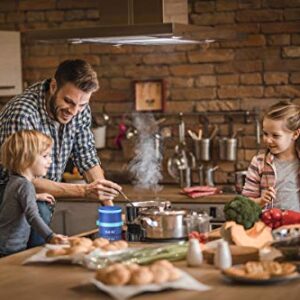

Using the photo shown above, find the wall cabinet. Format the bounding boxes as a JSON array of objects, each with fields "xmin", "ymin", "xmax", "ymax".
[{"xmin": 0, "ymin": 31, "xmax": 22, "ymax": 96}]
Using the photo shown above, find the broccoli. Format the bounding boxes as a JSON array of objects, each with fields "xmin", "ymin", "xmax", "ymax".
[{"xmin": 224, "ymin": 195, "xmax": 262, "ymax": 229}]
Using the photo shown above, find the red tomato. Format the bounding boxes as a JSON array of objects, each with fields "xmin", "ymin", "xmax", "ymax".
[{"xmin": 270, "ymin": 208, "xmax": 282, "ymax": 221}]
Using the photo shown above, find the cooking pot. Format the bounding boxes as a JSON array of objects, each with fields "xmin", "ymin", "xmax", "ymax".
[
  {"xmin": 125, "ymin": 200, "xmax": 171, "ymax": 223},
  {"xmin": 140, "ymin": 209, "xmax": 187, "ymax": 239},
  {"xmin": 218, "ymin": 137, "xmax": 237, "ymax": 161}
]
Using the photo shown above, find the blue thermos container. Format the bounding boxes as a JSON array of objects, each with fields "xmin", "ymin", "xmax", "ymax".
[{"xmin": 97, "ymin": 206, "xmax": 123, "ymax": 241}]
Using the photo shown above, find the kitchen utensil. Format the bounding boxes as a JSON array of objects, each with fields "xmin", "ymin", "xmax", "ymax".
[
  {"xmin": 125, "ymin": 200, "xmax": 171, "ymax": 223},
  {"xmin": 119, "ymin": 190, "xmax": 135, "ymax": 207},
  {"xmin": 234, "ymin": 170, "xmax": 248, "ymax": 194},
  {"xmin": 204, "ymin": 165, "xmax": 219, "ymax": 186},
  {"xmin": 140, "ymin": 209, "xmax": 188, "ymax": 239},
  {"xmin": 218, "ymin": 137, "xmax": 238, "ymax": 161},
  {"xmin": 194, "ymin": 138, "xmax": 211, "ymax": 161}
]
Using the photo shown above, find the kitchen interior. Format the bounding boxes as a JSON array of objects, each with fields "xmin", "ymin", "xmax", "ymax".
[{"xmin": 0, "ymin": 0, "xmax": 300, "ymax": 299}]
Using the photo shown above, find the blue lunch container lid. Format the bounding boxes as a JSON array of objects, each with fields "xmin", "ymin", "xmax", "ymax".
[{"xmin": 98, "ymin": 206, "xmax": 122, "ymax": 214}]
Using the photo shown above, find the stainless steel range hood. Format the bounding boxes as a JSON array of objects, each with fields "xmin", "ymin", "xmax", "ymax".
[{"xmin": 24, "ymin": 0, "xmax": 236, "ymax": 45}]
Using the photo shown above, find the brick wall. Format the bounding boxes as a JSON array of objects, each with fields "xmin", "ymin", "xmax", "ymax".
[{"xmin": 1, "ymin": 0, "xmax": 300, "ymax": 187}]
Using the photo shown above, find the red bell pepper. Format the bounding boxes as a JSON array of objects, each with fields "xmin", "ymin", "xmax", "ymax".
[{"xmin": 261, "ymin": 208, "xmax": 300, "ymax": 229}]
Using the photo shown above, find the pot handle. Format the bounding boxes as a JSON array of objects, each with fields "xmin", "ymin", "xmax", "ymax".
[{"xmin": 140, "ymin": 217, "xmax": 158, "ymax": 228}]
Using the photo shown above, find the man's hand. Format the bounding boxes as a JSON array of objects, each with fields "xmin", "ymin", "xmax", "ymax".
[
  {"xmin": 36, "ymin": 193, "xmax": 55, "ymax": 205},
  {"xmin": 49, "ymin": 234, "xmax": 68, "ymax": 245},
  {"xmin": 84, "ymin": 179, "xmax": 122, "ymax": 205}
]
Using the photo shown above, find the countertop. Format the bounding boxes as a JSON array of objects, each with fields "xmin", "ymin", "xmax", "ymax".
[
  {"xmin": 59, "ymin": 185, "xmax": 236, "ymax": 204},
  {"xmin": 0, "ymin": 244, "xmax": 299, "ymax": 300}
]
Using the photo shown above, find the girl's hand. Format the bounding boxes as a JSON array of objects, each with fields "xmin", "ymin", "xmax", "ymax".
[
  {"xmin": 49, "ymin": 234, "xmax": 68, "ymax": 245},
  {"xmin": 36, "ymin": 193, "xmax": 55, "ymax": 205},
  {"xmin": 259, "ymin": 187, "xmax": 276, "ymax": 206}
]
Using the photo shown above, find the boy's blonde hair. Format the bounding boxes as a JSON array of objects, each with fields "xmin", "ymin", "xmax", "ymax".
[
  {"xmin": 265, "ymin": 100, "xmax": 300, "ymax": 131},
  {"xmin": 1, "ymin": 130, "xmax": 53, "ymax": 174}
]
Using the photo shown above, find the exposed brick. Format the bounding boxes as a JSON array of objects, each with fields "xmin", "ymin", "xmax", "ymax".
[
  {"xmin": 206, "ymin": 100, "xmax": 240, "ymax": 111},
  {"xmin": 124, "ymin": 66, "xmax": 169, "ymax": 77},
  {"xmin": 217, "ymin": 74, "xmax": 239, "ymax": 85},
  {"xmin": 219, "ymin": 161, "xmax": 236, "ymax": 172},
  {"xmin": 264, "ymin": 85, "xmax": 300, "ymax": 98},
  {"xmin": 1, "ymin": 1, "xmax": 17, "ymax": 12},
  {"xmin": 29, "ymin": 45, "xmax": 49, "ymax": 56},
  {"xmin": 262, "ymin": 22, "xmax": 300, "ymax": 33},
  {"xmin": 0, "ymin": 13, "xmax": 5, "ymax": 23},
  {"xmin": 245, "ymin": 149, "xmax": 258, "ymax": 161},
  {"xmin": 283, "ymin": 46, "xmax": 300, "ymax": 57},
  {"xmin": 167, "ymin": 77, "xmax": 194, "ymax": 88},
  {"xmin": 235, "ymin": 48, "xmax": 279, "ymax": 60},
  {"xmin": 214, "ymin": 171, "xmax": 229, "ymax": 184},
  {"xmin": 284, "ymin": 8, "xmax": 300, "ymax": 20},
  {"xmin": 96, "ymin": 66, "xmax": 124, "ymax": 77},
  {"xmin": 105, "ymin": 102, "xmax": 133, "ymax": 113},
  {"xmin": 220, "ymin": 23, "xmax": 261, "ymax": 33},
  {"xmin": 240, "ymin": 73, "xmax": 262, "ymax": 85},
  {"xmin": 195, "ymin": 75, "xmax": 216, "ymax": 87},
  {"xmin": 143, "ymin": 53, "xmax": 187, "ymax": 65},
  {"xmin": 290, "ymin": 72, "xmax": 300, "ymax": 84},
  {"xmin": 24, "ymin": 56, "xmax": 59, "ymax": 68},
  {"xmin": 57, "ymin": 0, "xmax": 97, "ymax": 9},
  {"xmin": 48, "ymin": 44, "xmax": 69, "ymax": 55},
  {"xmin": 262, "ymin": 0, "xmax": 300, "ymax": 8},
  {"xmin": 19, "ymin": 0, "xmax": 55, "ymax": 10},
  {"xmin": 6, "ymin": 12, "xmax": 26, "ymax": 23},
  {"xmin": 188, "ymin": 49, "xmax": 234, "ymax": 63},
  {"xmin": 86, "ymin": 9, "xmax": 100, "ymax": 19},
  {"xmin": 239, "ymin": 0, "xmax": 261, "ymax": 9},
  {"xmin": 264, "ymin": 72, "xmax": 289, "ymax": 84},
  {"xmin": 26, "ymin": 11, "xmax": 45, "ymax": 22},
  {"xmin": 90, "ymin": 45, "xmax": 133, "ymax": 54},
  {"xmin": 221, "ymin": 34, "xmax": 266, "ymax": 48},
  {"xmin": 102, "ymin": 55, "xmax": 142, "ymax": 65},
  {"xmin": 242, "ymin": 136, "xmax": 258, "ymax": 149},
  {"xmin": 166, "ymin": 101, "xmax": 194, "ymax": 113},
  {"xmin": 65, "ymin": 10, "xmax": 85, "ymax": 21},
  {"xmin": 69, "ymin": 44, "xmax": 90, "ymax": 54},
  {"xmin": 218, "ymin": 86, "xmax": 264, "ymax": 98},
  {"xmin": 292, "ymin": 34, "xmax": 300, "ymax": 44},
  {"xmin": 236, "ymin": 9, "xmax": 282, "ymax": 22},
  {"xmin": 92, "ymin": 89, "xmax": 129, "ymax": 102},
  {"xmin": 216, "ymin": 0, "xmax": 238, "ymax": 11},
  {"xmin": 216, "ymin": 60, "xmax": 262, "ymax": 73},
  {"xmin": 169, "ymin": 64, "xmax": 214, "ymax": 76},
  {"xmin": 45, "ymin": 11, "xmax": 64, "ymax": 22},
  {"xmin": 190, "ymin": 12, "xmax": 235, "ymax": 26},
  {"xmin": 170, "ymin": 88, "xmax": 216, "ymax": 100},
  {"xmin": 110, "ymin": 78, "xmax": 131, "ymax": 90},
  {"xmin": 240, "ymin": 98, "xmax": 278, "ymax": 110},
  {"xmin": 264, "ymin": 59, "xmax": 300, "ymax": 71},
  {"xmin": 267, "ymin": 34, "xmax": 291, "ymax": 46},
  {"xmin": 194, "ymin": 1, "xmax": 215, "ymax": 13}
]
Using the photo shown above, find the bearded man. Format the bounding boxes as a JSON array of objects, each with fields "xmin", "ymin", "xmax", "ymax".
[{"xmin": 0, "ymin": 59, "xmax": 121, "ymax": 246}]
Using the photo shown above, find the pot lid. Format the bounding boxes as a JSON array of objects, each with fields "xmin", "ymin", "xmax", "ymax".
[
  {"xmin": 126, "ymin": 200, "xmax": 170, "ymax": 208},
  {"xmin": 141, "ymin": 209, "xmax": 187, "ymax": 216}
]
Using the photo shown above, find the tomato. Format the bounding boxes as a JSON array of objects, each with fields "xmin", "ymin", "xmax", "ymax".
[
  {"xmin": 269, "ymin": 208, "xmax": 282, "ymax": 221},
  {"xmin": 261, "ymin": 211, "xmax": 272, "ymax": 224}
]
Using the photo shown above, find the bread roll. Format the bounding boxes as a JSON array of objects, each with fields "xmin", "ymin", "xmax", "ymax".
[
  {"xmin": 149, "ymin": 264, "xmax": 170, "ymax": 284},
  {"xmin": 111, "ymin": 240, "xmax": 128, "ymax": 250},
  {"xmin": 129, "ymin": 267, "xmax": 154, "ymax": 285},
  {"xmin": 103, "ymin": 264, "xmax": 131, "ymax": 286},
  {"xmin": 93, "ymin": 238, "xmax": 109, "ymax": 248},
  {"xmin": 46, "ymin": 248, "xmax": 68, "ymax": 257},
  {"xmin": 66, "ymin": 245, "xmax": 90, "ymax": 255}
]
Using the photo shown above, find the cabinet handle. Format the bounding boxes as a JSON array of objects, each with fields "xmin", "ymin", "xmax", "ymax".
[{"xmin": 0, "ymin": 85, "xmax": 15, "ymax": 89}]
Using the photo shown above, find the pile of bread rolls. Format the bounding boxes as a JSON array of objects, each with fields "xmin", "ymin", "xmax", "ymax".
[
  {"xmin": 95, "ymin": 260, "xmax": 181, "ymax": 286},
  {"xmin": 46, "ymin": 237, "xmax": 128, "ymax": 257}
]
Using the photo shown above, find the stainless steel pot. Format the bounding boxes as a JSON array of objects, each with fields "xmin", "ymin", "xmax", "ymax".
[
  {"xmin": 140, "ymin": 209, "xmax": 187, "ymax": 239},
  {"xmin": 235, "ymin": 170, "xmax": 247, "ymax": 194},
  {"xmin": 125, "ymin": 201, "xmax": 171, "ymax": 223},
  {"xmin": 218, "ymin": 137, "xmax": 237, "ymax": 161}
]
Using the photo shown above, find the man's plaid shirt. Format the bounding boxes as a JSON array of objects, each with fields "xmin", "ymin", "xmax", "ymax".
[{"xmin": 0, "ymin": 80, "xmax": 100, "ymax": 184}]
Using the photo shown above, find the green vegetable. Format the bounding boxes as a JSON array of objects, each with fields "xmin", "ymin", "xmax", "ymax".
[{"xmin": 224, "ymin": 195, "xmax": 262, "ymax": 229}]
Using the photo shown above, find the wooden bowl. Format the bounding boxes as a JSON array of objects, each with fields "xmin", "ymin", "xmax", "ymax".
[{"xmin": 203, "ymin": 245, "xmax": 259, "ymax": 265}]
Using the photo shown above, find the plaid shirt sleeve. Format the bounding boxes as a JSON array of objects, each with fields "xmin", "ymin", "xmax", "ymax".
[
  {"xmin": 71, "ymin": 105, "xmax": 100, "ymax": 174},
  {"xmin": 242, "ymin": 155, "xmax": 262, "ymax": 198}
]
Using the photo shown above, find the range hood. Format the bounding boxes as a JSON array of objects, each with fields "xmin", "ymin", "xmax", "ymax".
[{"xmin": 25, "ymin": 0, "xmax": 236, "ymax": 45}]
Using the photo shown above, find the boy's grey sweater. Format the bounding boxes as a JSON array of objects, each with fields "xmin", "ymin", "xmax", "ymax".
[{"xmin": 0, "ymin": 174, "xmax": 53, "ymax": 255}]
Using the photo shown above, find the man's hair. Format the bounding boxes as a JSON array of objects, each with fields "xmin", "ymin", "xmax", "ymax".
[
  {"xmin": 265, "ymin": 100, "xmax": 300, "ymax": 131},
  {"xmin": 54, "ymin": 59, "xmax": 99, "ymax": 92},
  {"xmin": 1, "ymin": 130, "xmax": 53, "ymax": 174}
]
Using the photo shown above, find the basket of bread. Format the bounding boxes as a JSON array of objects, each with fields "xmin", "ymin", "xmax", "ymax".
[
  {"xmin": 91, "ymin": 259, "xmax": 211, "ymax": 300},
  {"xmin": 222, "ymin": 261, "xmax": 299, "ymax": 284}
]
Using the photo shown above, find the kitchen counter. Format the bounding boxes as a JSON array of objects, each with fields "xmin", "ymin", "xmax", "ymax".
[
  {"xmin": 58, "ymin": 185, "xmax": 236, "ymax": 204},
  {"xmin": 0, "ymin": 244, "xmax": 299, "ymax": 300}
]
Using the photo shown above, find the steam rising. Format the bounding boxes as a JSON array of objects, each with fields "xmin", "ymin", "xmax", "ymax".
[{"xmin": 128, "ymin": 113, "xmax": 163, "ymax": 192}]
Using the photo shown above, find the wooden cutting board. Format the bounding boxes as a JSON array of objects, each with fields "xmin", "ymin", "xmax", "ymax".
[{"xmin": 203, "ymin": 245, "xmax": 259, "ymax": 265}]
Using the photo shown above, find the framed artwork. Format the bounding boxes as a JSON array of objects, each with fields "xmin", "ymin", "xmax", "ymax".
[{"xmin": 133, "ymin": 79, "xmax": 165, "ymax": 112}]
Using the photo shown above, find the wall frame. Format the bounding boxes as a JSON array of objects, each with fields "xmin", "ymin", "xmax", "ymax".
[{"xmin": 133, "ymin": 79, "xmax": 165, "ymax": 112}]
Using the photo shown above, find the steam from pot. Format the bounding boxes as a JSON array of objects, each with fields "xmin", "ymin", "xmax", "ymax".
[{"xmin": 128, "ymin": 113, "xmax": 163, "ymax": 192}]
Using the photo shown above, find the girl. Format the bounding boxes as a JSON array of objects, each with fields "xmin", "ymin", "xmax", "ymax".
[
  {"xmin": 0, "ymin": 130, "xmax": 67, "ymax": 256},
  {"xmin": 242, "ymin": 101, "xmax": 300, "ymax": 211}
]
